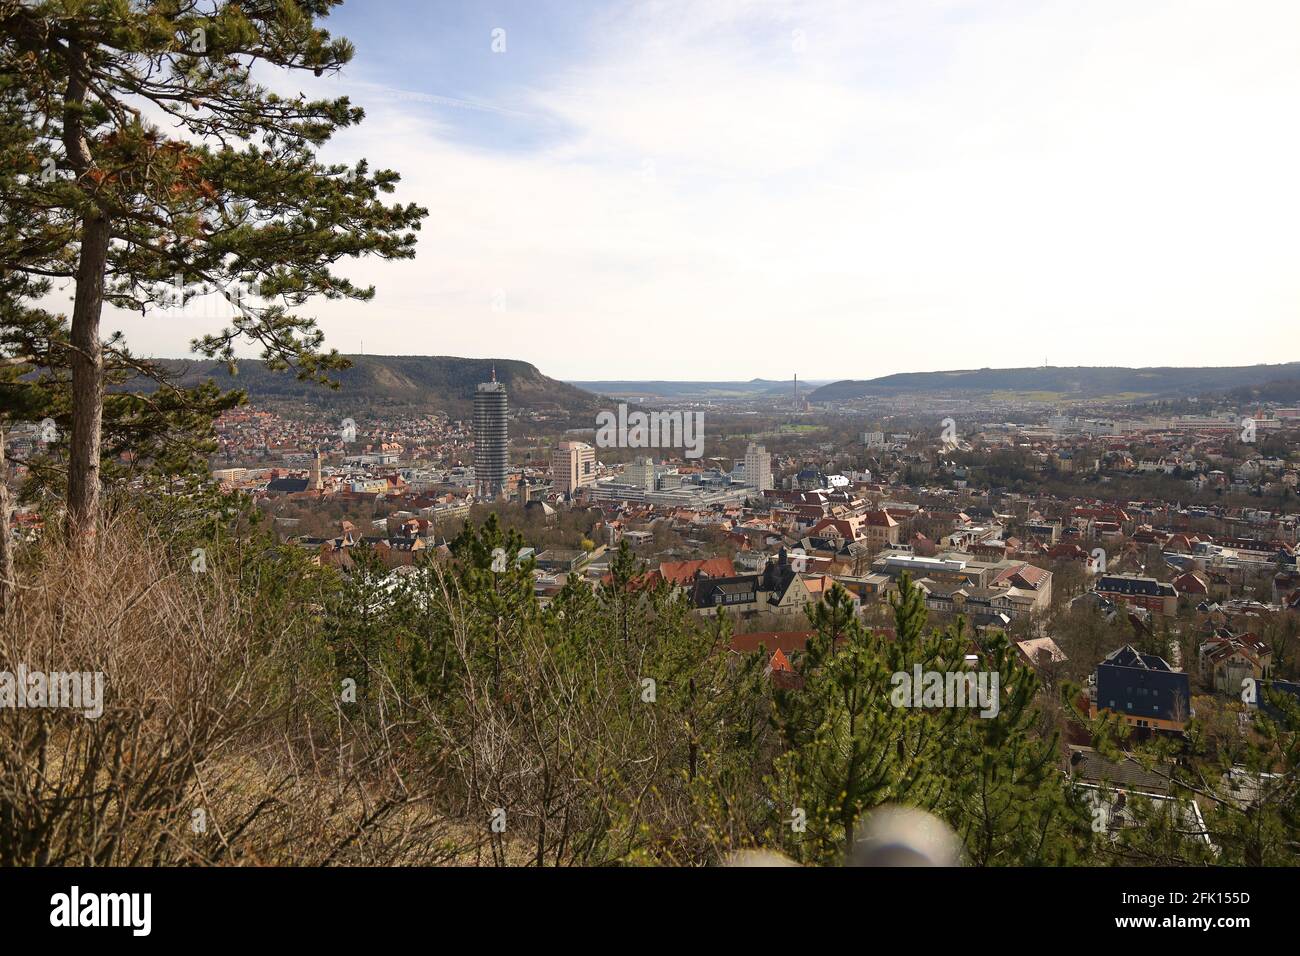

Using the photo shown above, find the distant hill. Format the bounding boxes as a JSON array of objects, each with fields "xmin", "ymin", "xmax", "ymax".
[
  {"xmin": 809, "ymin": 363, "xmax": 1300, "ymax": 403},
  {"xmin": 1225, "ymin": 377, "xmax": 1300, "ymax": 405},
  {"xmin": 568, "ymin": 379, "xmax": 832, "ymax": 401},
  {"xmin": 134, "ymin": 355, "xmax": 604, "ymax": 415}
]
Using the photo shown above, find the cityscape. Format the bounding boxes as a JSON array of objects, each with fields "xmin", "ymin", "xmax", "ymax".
[{"xmin": 1, "ymin": 0, "xmax": 1295, "ymax": 935}]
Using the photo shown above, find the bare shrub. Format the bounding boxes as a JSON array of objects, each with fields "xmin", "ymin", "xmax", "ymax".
[{"xmin": 0, "ymin": 514, "xmax": 468, "ymax": 866}]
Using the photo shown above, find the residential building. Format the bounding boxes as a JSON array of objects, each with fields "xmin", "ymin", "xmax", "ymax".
[
  {"xmin": 1090, "ymin": 645, "xmax": 1192, "ymax": 733},
  {"xmin": 861, "ymin": 509, "xmax": 900, "ymax": 551},
  {"xmin": 1199, "ymin": 631, "xmax": 1271, "ymax": 695},
  {"xmin": 1016, "ymin": 636, "xmax": 1067, "ymax": 673},
  {"xmin": 1095, "ymin": 574, "xmax": 1178, "ymax": 616},
  {"xmin": 1067, "ymin": 746, "xmax": 1209, "ymax": 846},
  {"xmin": 690, "ymin": 549, "xmax": 812, "ymax": 618},
  {"xmin": 870, "ymin": 550, "xmax": 1052, "ymax": 617}
]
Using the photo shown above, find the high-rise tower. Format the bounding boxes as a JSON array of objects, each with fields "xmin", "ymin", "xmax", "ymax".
[
  {"xmin": 744, "ymin": 442, "xmax": 773, "ymax": 491},
  {"xmin": 474, "ymin": 367, "xmax": 509, "ymax": 499}
]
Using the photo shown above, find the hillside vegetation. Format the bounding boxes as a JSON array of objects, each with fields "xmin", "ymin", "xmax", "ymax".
[
  {"xmin": 811, "ymin": 362, "xmax": 1300, "ymax": 402},
  {"xmin": 130, "ymin": 356, "xmax": 605, "ymax": 415}
]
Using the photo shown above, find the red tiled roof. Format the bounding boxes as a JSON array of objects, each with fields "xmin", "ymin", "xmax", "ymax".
[
  {"xmin": 768, "ymin": 649, "xmax": 794, "ymax": 673},
  {"xmin": 809, "ymin": 517, "xmax": 858, "ymax": 539},
  {"xmin": 1173, "ymin": 571, "xmax": 1209, "ymax": 594},
  {"xmin": 731, "ymin": 631, "xmax": 817, "ymax": 655},
  {"xmin": 1011, "ymin": 564, "xmax": 1049, "ymax": 586},
  {"xmin": 863, "ymin": 510, "xmax": 898, "ymax": 527},
  {"xmin": 1202, "ymin": 632, "xmax": 1269, "ymax": 668},
  {"xmin": 658, "ymin": 557, "xmax": 736, "ymax": 585},
  {"xmin": 990, "ymin": 562, "xmax": 1049, "ymax": 589}
]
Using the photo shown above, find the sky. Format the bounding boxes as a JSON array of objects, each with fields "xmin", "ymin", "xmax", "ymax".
[{"xmin": 87, "ymin": 0, "xmax": 1300, "ymax": 380}]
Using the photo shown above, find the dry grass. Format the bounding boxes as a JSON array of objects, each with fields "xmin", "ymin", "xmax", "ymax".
[{"xmin": 0, "ymin": 514, "xmax": 473, "ymax": 866}]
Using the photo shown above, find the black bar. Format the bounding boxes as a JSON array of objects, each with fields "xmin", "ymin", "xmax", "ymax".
[{"xmin": 0, "ymin": 866, "xmax": 1278, "ymax": 941}]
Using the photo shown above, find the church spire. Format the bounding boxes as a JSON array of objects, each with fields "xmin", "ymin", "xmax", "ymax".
[{"xmin": 309, "ymin": 446, "xmax": 323, "ymax": 492}]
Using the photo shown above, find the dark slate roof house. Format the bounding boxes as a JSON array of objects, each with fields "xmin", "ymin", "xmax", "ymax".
[
  {"xmin": 691, "ymin": 574, "xmax": 759, "ymax": 609},
  {"xmin": 266, "ymin": 476, "xmax": 309, "ymax": 494},
  {"xmin": 1092, "ymin": 644, "xmax": 1191, "ymax": 732},
  {"xmin": 1096, "ymin": 575, "xmax": 1176, "ymax": 598}
]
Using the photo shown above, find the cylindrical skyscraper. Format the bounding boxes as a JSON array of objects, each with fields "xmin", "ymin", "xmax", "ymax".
[{"xmin": 474, "ymin": 369, "xmax": 509, "ymax": 499}]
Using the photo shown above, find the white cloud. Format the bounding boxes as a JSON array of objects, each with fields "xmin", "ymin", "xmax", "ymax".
[{"xmin": 90, "ymin": 0, "xmax": 1300, "ymax": 380}]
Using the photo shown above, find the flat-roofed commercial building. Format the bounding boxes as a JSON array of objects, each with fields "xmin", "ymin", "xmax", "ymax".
[{"xmin": 551, "ymin": 440, "xmax": 596, "ymax": 496}]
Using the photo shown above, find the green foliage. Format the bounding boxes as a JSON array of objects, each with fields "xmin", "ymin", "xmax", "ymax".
[
  {"xmin": 12, "ymin": 495, "xmax": 1300, "ymax": 866},
  {"xmin": 1086, "ymin": 682, "xmax": 1300, "ymax": 867},
  {"xmin": 770, "ymin": 575, "xmax": 1088, "ymax": 865}
]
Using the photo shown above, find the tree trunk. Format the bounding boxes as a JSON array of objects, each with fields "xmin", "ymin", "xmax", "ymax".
[
  {"xmin": 62, "ymin": 41, "xmax": 109, "ymax": 541},
  {"xmin": 65, "ymin": 212, "xmax": 109, "ymax": 540},
  {"xmin": 0, "ymin": 423, "xmax": 12, "ymax": 613}
]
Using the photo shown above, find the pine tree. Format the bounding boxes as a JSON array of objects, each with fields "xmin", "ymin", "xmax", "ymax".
[
  {"xmin": 771, "ymin": 577, "xmax": 959, "ymax": 863},
  {"xmin": 322, "ymin": 542, "xmax": 397, "ymax": 705},
  {"xmin": 772, "ymin": 574, "xmax": 1086, "ymax": 865},
  {"xmin": 936, "ymin": 630, "xmax": 1089, "ymax": 866},
  {"xmin": 0, "ymin": 1, "xmax": 426, "ymax": 536},
  {"xmin": 1096, "ymin": 683, "xmax": 1300, "ymax": 866}
]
